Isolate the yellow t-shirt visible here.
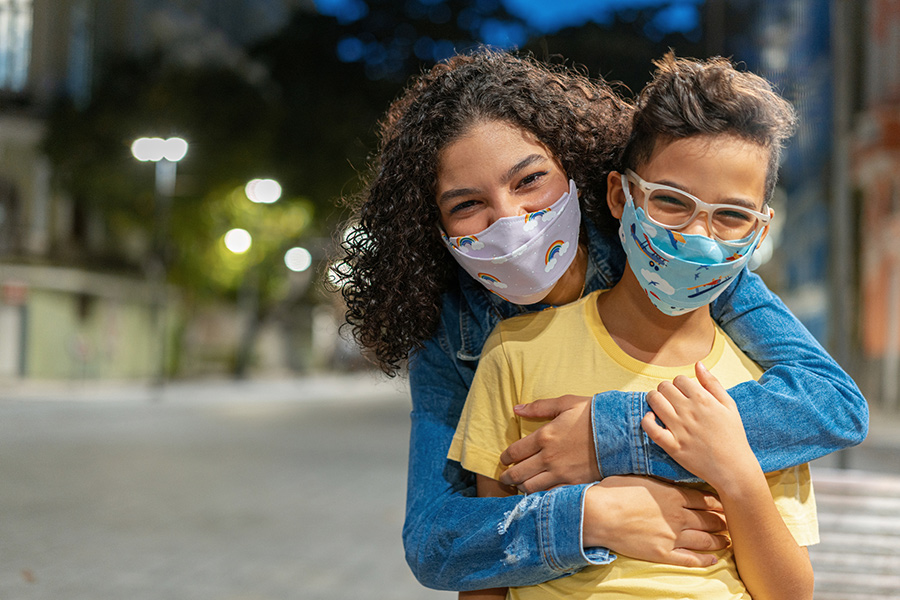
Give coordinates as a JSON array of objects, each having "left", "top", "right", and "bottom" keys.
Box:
[{"left": 448, "top": 289, "right": 818, "bottom": 600}]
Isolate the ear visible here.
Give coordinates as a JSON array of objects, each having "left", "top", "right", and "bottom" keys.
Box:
[
  {"left": 758, "top": 205, "right": 775, "bottom": 246},
  {"left": 607, "top": 171, "right": 626, "bottom": 220}
]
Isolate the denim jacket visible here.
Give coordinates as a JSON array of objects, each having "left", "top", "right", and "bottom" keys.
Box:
[{"left": 403, "top": 222, "right": 868, "bottom": 591}]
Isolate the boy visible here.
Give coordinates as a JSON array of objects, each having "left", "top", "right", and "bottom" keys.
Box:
[{"left": 448, "top": 53, "right": 817, "bottom": 599}]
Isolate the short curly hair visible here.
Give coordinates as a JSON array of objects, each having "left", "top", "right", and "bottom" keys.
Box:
[
  {"left": 622, "top": 52, "right": 797, "bottom": 202},
  {"left": 336, "top": 48, "right": 633, "bottom": 375}
]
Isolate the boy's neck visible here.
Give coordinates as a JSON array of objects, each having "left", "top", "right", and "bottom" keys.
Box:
[{"left": 596, "top": 264, "right": 716, "bottom": 367}]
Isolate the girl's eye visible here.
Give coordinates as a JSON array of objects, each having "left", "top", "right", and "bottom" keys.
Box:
[
  {"left": 449, "top": 199, "right": 479, "bottom": 215},
  {"left": 517, "top": 171, "right": 547, "bottom": 188}
]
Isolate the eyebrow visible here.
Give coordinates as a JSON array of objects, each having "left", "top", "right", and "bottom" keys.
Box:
[
  {"left": 504, "top": 154, "right": 547, "bottom": 183},
  {"left": 655, "top": 179, "right": 762, "bottom": 211},
  {"left": 437, "top": 154, "right": 549, "bottom": 208}
]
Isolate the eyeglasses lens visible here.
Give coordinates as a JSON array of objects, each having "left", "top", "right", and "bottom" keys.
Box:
[{"left": 639, "top": 187, "right": 760, "bottom": 241}]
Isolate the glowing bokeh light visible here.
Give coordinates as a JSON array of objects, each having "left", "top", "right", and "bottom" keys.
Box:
[
  {"left": 131, "top": 137, "right": 189, "bottom": 162},
  {"left": 284, "top": 247, "right": 313, "bottom": 272},
  {"left": 245, "top": 178, "right": 283, "bottom": 204},
  {"left": 224, "top": 228, "right": 252, "bottom": 254}
]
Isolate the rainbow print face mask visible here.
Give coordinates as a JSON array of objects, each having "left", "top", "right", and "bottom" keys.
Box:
[
  {"left": 440, "top": 179, "right": 581, "bottom": 305},
  {"left": 618, "top": 174, "right": 765, "bottom": 316}
]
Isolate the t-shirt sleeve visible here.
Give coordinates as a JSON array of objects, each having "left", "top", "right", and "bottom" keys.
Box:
[
  {"left": 768, "top": 464, "right": 820, "bottom": 547},
  {"left": 447, "top": 327, "right": 520, "bottom": 481}
]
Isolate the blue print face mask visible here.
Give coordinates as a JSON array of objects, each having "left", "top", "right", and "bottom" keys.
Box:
[{"left": 618, "top": 173, "right": 765, "bottom": 316}]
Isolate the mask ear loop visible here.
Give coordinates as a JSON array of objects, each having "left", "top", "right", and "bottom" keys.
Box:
[{"left": 620, "top": 172, "right": 636, "bottom": 208}]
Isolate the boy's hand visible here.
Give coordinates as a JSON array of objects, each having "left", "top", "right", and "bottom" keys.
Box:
[
  {"left": 642, "top": 362, "right": 760, "bottom": 491},
  {"left": 498, "top": 395, "right": 600, "bottom": 493},
  {"left": 585, "top": 476, "right": 728, "bottom": 567}
]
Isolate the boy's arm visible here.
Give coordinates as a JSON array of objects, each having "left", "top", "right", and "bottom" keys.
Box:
[
  {"left": 501, "top": 268, "right": 868, "bottom": 487},
  {"left": 643, "top": 363, "right": 814, "bottom": 600}
]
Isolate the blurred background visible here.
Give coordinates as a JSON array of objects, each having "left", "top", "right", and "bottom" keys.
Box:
[
  {"left": 0, "top": 1, "right": 899, "bottom": 599},
  {"left": 0, "top": 0, "right": 895, "bottom": 403}
]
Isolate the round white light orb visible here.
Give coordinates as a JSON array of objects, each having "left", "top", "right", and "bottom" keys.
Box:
[
  {"left": 224, "top": 228, "right": 252, "bottom": 254},
  {"left": 246, "top": 178, "right": 282, "bottom": 204},
  {"left": 131, "top": 137, "right": 165, "bottom": 161},
  {"left": 284, "top": 247, "right": 312, "bottom": 272},
  {"left": 163, "top": 137, "right": 189, "bottom": 162}
]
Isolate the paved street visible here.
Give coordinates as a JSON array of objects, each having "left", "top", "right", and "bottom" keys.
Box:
[
  {"left": 1, "top": 373, "right": 899, "bottom": 599},
  {"left": 0, "top": 374, "right": 453, "bottom": 600}
]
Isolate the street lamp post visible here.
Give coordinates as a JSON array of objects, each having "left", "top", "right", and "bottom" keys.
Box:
[{"left": 131, "top": 137, "right": 188, "bottom": 386}]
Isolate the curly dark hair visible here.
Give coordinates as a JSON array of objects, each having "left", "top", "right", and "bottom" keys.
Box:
[
  {"left": 622, "top": 52, "right": 798, "bottom": 202},
  {"left": 336, "top": 48, "right": 633, "bottom": 375}
]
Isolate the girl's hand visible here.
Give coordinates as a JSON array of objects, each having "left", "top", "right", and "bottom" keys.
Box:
[
  {"left": 499, "top": 395, "right": 599, "bottom": 493},
  {"left": 642, "top": 362, "right": 761, "bottom": 492}
]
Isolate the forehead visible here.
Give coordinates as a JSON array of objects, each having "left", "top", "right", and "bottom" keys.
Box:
[
  {"left": 441, "top": 121, "right": 547, "bottom": 161},
  {"left": 638, "top": 135, "right": 770, "bottom": 205},
  {"left": 436, "top": 120, "right": 556, "bottom": 186}
]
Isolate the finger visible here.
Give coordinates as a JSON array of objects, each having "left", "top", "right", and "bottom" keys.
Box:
[
  {"left": 513, "top": 397, "right": 563, "bottom": 419},
  {"left": 499, "top": 452, "right": 545, "bottom": 485},
  {"left": 677, "top": 529, "right": 731, "bottom": 553},
  {"left": 670, "top": 374, "right": 703, "bottom": 398},
  {"left": 679, "top": 488, "right": 724, "bottom": 513},
  {"left": 646, "top": 389, "right": 679, "bottom": 425},
  {"left": 683, "top": 508, "right": 728, "bottom": 534},
  {"left": 500, "top": 433, "right": 542, "bottom": 466},
  {"left": 517, "top": 471, "right": 561, "bottom": 495},
  {"left": 664, "top": 548, "right": 719, "bottom": 568},
  {"left": 641, "top": 410, "right": 676, "bottom": 450},
  {"left": 655, "top": 380, "right": 691, "bottom": 408},
  {"left": 695, "top": 362, "right": 732, "bottom": 406}
]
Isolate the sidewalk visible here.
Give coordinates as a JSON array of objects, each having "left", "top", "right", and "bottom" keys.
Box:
[{"left": 0, "top": 370, "right": 411, "bottom": 405}]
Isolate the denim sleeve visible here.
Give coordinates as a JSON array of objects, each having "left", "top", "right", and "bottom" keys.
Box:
[
  {"left": 404, "top": 330, "right": 612, "bottom": 591},
  {"left": 593, "top": 268, "right": 869, "bottom": 481}
]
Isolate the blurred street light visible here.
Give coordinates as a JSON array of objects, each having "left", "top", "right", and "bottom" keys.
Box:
[
  {"left": 131, "top": 137, "right": 189, "bottom": 162},
  {"left": 284, "top": 246, "right": 312, "bottom": 272},
  {"left": 131, "top": 136, "right": 188, "bottom": 388},
  {"left": 224, "top": 228, "right": 253, "bottom": 254},
  {"left": 245, "top": 178, "right": 282, "bottom": 204},
  {"left": 131, "top": 137, "right": 189, "bottom": 197}
]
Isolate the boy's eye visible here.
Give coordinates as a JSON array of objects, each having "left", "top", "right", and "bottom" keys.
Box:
[
  {"left": 714, "top": 209, "right": 753, "bottom": 223},
  {"left": 650, "top": 193, "right": 692, "bottom": 211}
]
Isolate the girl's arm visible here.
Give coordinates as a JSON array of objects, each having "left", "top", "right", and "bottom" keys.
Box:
[
  {"left": 643, "top": 362, "right": 814, "bottom": 600},
  {"left": 403, "top": 329, "right": 601, "bottom": 591},
  {"left": 500, "top": 268, "right": 868, "bottom": 488},
  {"left": 457, "top": 476, "right": 517, "bottom": 600}
]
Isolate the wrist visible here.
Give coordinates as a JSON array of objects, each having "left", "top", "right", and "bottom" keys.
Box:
[
  {"left": 713, "top": 463, "right": 767, "bottom": 503},
  {"left": 582, "top": 483, "right": 615, "bottom": 548}
]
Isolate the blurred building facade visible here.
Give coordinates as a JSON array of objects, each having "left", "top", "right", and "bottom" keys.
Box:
[
  {"left": 853, "top": 0, "right": 900, "bottom": 409},
  {"left": 0, "top": 0, "right": 309, "bottom": 380},
  {"left": 719, "top": 0, "right": 899, "bottom": 410}
]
